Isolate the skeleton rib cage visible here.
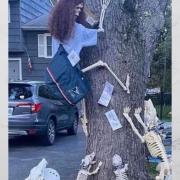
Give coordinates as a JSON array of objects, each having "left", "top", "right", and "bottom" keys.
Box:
[
  {"left": 114, "top": 169, "right": 128, "bottom": 180},
  {"left": 123, "top": 106, "right": 171, "bottom": 179},
  {"left": 144, "top": 131, "right": 170, "bottom": 171}
]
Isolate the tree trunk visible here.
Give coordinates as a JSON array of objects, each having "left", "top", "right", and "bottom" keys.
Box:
[{"left": 81, "top": 0, "right": 167, "bottom": 179}]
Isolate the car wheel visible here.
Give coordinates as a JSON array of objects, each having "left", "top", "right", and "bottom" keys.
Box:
[
  {"left": 42, "top": 119, "right": 56, "bottom": 145},
  {"left": 67, "top": 115, "right": 78, "bottom": 135}
]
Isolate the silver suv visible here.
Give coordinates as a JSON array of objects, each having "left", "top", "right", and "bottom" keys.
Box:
[{"left": 8, "top": 81, "right": 79, "bottom": 145}]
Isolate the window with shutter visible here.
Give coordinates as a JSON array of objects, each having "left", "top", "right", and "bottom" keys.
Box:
[
  {"left": 38, "top": 34, "right": 45, "bottom": 57},
  {"left": 46, "top": 35, "right": 53, "bottom": 58},
  {"left": 38, "top": 34, "right": 53, "bottom": 58}
]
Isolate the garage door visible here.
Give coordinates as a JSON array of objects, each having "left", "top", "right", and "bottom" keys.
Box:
[{"left": 9, "top": 59, "right": 22, "bottom": 81}]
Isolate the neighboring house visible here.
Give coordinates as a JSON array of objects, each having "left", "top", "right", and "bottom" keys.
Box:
[{"left": 8, "top": 0, "right": 53, "bottom": 81}]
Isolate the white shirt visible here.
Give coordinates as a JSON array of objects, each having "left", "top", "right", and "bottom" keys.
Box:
[{"left": 52, "top": 23, "right": 97, "bottom": 57}]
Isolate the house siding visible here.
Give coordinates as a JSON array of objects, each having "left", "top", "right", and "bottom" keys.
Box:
[
  {"left": 20, "top": 0, "right": 52, "bottom": 24},
  {"left": 9, "top": 0, "right": 53, "bottom": 80},
  {"left": 21, "top": 31, "right": 52, "bottom": 80},
  {"left": 9, "top": 0, "right": 23, "bottom": 52}
]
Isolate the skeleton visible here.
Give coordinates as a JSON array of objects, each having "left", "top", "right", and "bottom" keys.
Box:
[
  {"left": 76, "top": 152, "right": 102, "bottom": 180},
  {"left": 99, "top": 0, "right": 112, "bottom": 31},
  {"left": 112, "top": 154, "right": 128, "bottom": 180},
  {"left": 25, "top": 158, "right": 60, "bottom": 180},
  {"left": 82, "top": 60, "right": 130, "bottom": 94},
  {"left": 123, "top": 101, "right": 170, "bottom": 180}
]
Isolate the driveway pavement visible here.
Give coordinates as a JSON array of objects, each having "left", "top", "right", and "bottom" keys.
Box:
[{"left": 9, "top": 126, "right": 86, "bottom": 180}]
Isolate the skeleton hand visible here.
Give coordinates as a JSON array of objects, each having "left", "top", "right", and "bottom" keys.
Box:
[
  {"left": 123, "top": 106, "right": 145, "bottom": 143},
  {"left": 123, "top": 107, "right": 131, "bottom": 114},
  {"left": 98, "top": 161, "right": 103, "bottom": 167},
  {"left": 124, "top": 163, "right": 128, "bottom": 171},
  {"left": 134, "top": 107, "right": 142, "bottom": 115},
  {"left": 97, "top": 28, "right": 105, "bottom": 32},
  {"left": 134, "top": 107, "right": 148, "bottom": 132}
]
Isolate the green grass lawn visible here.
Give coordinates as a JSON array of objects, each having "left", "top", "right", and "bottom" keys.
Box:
[
  {"left": 146, "top": 162, "right": 158, "bottom": 179},
  {"left": 155, "top": 105, "right": 171, "bottom": 122}
]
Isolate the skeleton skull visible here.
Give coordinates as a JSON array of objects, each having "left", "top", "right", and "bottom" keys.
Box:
[
  {"left": 144, "top": 99, "right": 159, "bottom": 129},
  {"left": 112, "top": 154, "right": 123, "bottom": 168}
]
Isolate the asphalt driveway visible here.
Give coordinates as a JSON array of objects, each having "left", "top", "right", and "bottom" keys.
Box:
[{"left": 9, "top": 126, "right": 86, "bottom": 180}]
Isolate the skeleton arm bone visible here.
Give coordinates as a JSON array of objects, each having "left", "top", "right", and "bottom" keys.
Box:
[
  {"left": 98, "top": 7, "right": 105, "bottom": 32},
  {"left": 105, "top": 64, "right": 128, "bottom": 92},
  {"left": 81, "top": 60, "right": 106, "bottom": 73},
  {"left": 99, "top": 0, "right": 112, "bottom": 31},
  {"left": 134, "top": 108, "right": 148, "bottom": 132},
  {"left": 123, "top": 107, "right": 145, "bottom": 143},
  {"left": 82, "top": 60, "right": 129, "bottom": 93},
  {"left": 125, "top": 74, "right": 130, "bottom": 94}
]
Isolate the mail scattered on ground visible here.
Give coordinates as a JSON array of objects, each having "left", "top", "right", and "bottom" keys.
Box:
[
  {"left": 67, "top": 50, "right": 80, "bottom": 67},
  {"left": 98, "top": 81, "right": 114, "bottom": 107},
  {"left": 105, "top": 110, "right": 122, "bottom": 131}
]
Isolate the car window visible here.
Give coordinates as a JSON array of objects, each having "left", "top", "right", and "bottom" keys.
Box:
[
  {"left": 9, "top": 84, "right": 33, "bottom": 100},
  {"left": 39, "top": 84, "right": 62, "bottom": 100},
  {"left": 38, "top": 85, "right": 56, "bottom": 100},
  {"left": 48, "top": 85, "right": 63, "bottom": 100}
]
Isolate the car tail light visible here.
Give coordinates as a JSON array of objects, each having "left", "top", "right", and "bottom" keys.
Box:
[
  {"left": 16, "top": 102, "right": 42, "bottom": 113},
  {"left": 31, "top": 103, "right": 42, "bottom": 113}
]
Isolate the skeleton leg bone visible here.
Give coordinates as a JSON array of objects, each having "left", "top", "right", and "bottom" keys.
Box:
[
  {"left": 82, "top": 60, "right": 130, "bottom": 93},
  {"left": 123, "top": 107, "right": 145, "bottom": 143},
  {"left": 155, "top": 161, "right": 171, "bottom": 180},
  {"left": 156, "top": 163, "right": 165, "bottom": 180},
  {"left": 80, "top": 99, "right": 88, "bottom": 136}
]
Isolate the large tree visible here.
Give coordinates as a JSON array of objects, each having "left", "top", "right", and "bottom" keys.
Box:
[{"left": 80, "top": 0, "right": 168, "bottom": 179}]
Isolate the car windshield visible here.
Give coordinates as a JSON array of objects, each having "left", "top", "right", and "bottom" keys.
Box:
[{"left": 9, "top": 83, "right": 33, "bottom": 100}]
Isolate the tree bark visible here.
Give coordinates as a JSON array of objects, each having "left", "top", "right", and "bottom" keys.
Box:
[{"left": 80, "top": 0, "right": 167, "bottom": 179}]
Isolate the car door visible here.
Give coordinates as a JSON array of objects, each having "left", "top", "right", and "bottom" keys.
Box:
[
  {"left": 38, "top": 84, "right": 69, "bottom": 129},
  {"left": 46, "top": 84, "right": 72, "bottom": 129}
]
